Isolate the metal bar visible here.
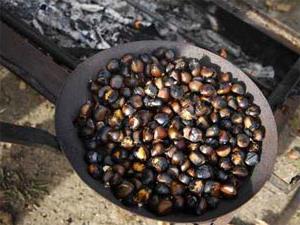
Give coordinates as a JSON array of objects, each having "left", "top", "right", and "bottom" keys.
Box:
[
  {"left": 0, "top": 11, "right": 79, "bottom": 70},
  {"left": 268, "top": 57, "right": 300, "bottom": 110},
  {"left": 210, "top": 0, "right": 300, "bottom": 55},
  {"left": 62, "top": 47, "right": 100, "bottom": 59},
  {"left": 0, "top": 21, "right": 70, "bottom": 103},
  {"left": 0, "top": 122, "right": 60, "bottom": 150}
]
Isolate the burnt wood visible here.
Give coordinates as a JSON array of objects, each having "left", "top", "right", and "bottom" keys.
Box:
[
  {"left": 268, "top": 57, "right": 300, "bottom": 110},
  {"left": 0, "top": 122, "right": 59, "bottom": 150},
  {"left": 0, "top": 21, "right": 70, "bottom": 103},
  {"left": 0, "top": 11, "right": 79, "bottom": 70},
  {"left": 211, "top": 0, "right": 300, "bottom": 54}
]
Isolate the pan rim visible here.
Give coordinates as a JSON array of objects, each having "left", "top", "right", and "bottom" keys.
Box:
[{"left": 55, "top": 40, "right": 278, "bottom": 223}]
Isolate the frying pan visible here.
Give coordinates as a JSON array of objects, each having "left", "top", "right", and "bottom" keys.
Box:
[{"left": 53, "top": 41, "right": 277, "bottom": 224}]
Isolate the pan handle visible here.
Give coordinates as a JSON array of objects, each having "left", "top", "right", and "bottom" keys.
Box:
[{"left": 0, "top": 121, "right": 60, "bottom": 151}]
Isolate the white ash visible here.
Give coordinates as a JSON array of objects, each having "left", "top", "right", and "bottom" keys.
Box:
[
  {"left": 240, "top": 62, "right": 275, "bottom": 79},
  {"left": 0, "top": 0, "right": 276, "bottom": 81}
]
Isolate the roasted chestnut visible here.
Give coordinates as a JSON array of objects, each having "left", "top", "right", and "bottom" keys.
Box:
[{"left": 77, "top": 47, "right": 265, "bottom": 217}]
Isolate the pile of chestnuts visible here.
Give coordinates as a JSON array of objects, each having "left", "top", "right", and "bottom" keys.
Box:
[{"left": 75, "top": 47, "right": 265, "bottom": 216}]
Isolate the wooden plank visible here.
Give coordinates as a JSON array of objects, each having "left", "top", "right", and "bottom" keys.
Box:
[
  {"left": 268, "top": 57, "right": 300, "bottom": 110},
  {"left": 0, "top": 21, "right": 70, "bottom": 103},
  {"left": 211, "top": 0, "right": 300, "bottom": 54},
  {"left": 0, "top": 122, "right": 60, "bottom": 150}
]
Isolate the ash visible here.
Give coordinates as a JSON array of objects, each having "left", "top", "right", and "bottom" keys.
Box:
[{"left": 1, "top": 0, "right": 277, "bottom": 90}]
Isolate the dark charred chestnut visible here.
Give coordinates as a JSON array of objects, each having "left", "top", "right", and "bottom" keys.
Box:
[
  {"left": 218, "top": 72, "right": 232, "bottom": 82},
  {"left": 106, "top": 59, "right": 120, "bottom": 73},
  {"left": 200, "top": 84, "right": 216, "bottom": 96},
  {"left": 141, "top": 169, "right": 155, "bottom": 185},
  {"left": 170, "top": 85, "right": 184, "bottom": 99},
  {"left": 131, "top": 59, "right": 144, "bottom": 73},
  {"left": 231, "top": 151, "right": 245, "bottom": 166},
  {"left": 119, "top": 134, "right": 133, "bottom": 148},
  {"left": 114, "top": 181, "right": 135, "bottom": 199},
  {"left": 199, "top": 145, "right": 214, "bottom": 155},
  {"left": 219, "top": 130, "right": 230, "bottom": 145},
  {"left": 178, "top": 173, "right": 191, "bottom": 185},
  {"left": 196, "top": 116, "right": 210, "bottom": 129},
  {"left": 110, "top": 75, "right": 123, "bottom": 89},
  {"left": 185, "top": 194, "right": 198, "bottom": 210},
  {"left": 216, "top": 170, "right": 228, "bottom": 181},
  {"left": 232, "top": 166, "right": 249, "bottom": 177},
  {"left": 170, "top": 181, "right": 185, "bottom": 195},
  {"left": 189, "top": 151, "right": 206, "bottom": 166},
  {"left": 245, "top": 152, "right": 259, "bottom": 166},
  {"left": 253, "top": 128, "right": 265, "bottom": 141},
  {"left": 201, "top": 67, "right": 214, "bottom": 78},
  {"left": 189, "top": 179, "right": 204, "bottom": 194},
  {"left": 168, "top": 127, "right": 181, "bottom": 140},
  {"left": 157, "top": 88, "right": 170, "bottom": 101},
  {"left": 189, "top": 80, "right": 203, "bottom": 92},
  {"left": 130, "top": 178, "right": 143, "bottom": 190},
  {"left": 145, "top": 82, "right": 158, "bottom": 98},
  {"left": 196, "top": 165, "right": 214, "bottom": 179},
  {"left": 212, "top": 96, "right": 227, "bottom": 109},
  {"left": 151, "top": 157, "right": 168, "bottom": 172},
  {"left": 103, "top": 170, "right": 114, "bottom": 183},
  {"left": 167, "top": 166, "right": 180, "bottom": 178},
  {"left": 87, "top": 164, "right": 103, "bottom": 179},
  {"left": 204, "top": 181, "right": 221, "bottom": 197},
  {"left": 171, "top": 151, "right": 185, "bottom": 165},
  {"left": 157, "top": 173, "right": 172, "bottom": 185},
  {"left": 144, "top": 97, "right": 163, "bottom": 108},
  {"left": 245, "top": 104, "right": 261, "bottom": 117},
  {"left": 183, "top": 127, "right": 203, "bottom": 142},
  {"left": 132, "top": 162, "right": 145, "bottom": 172},
  {"left": 134, "top": 146, "right": 149, "bottom": 161},
  {"left": 216, "top": 145, "right": 231, "bottom": 157},
  {"left": 220, "top": 184, "right": 237, "bottom": 197},
  {"left": 113, "top": 164, "right": 126, "bottom": 176},
  {"left": 195, "top": 197, "right": 208, "bottom": 215},
  {"left": 154, "top": 126, "right": 168, "bottom": 140},
  {"left": 237, "top": 96, "right": 249, "bottom": 109},
  {"left": 231, "top": 83, "right": 245, "bottom": 95},
  {"left": 173, "top": 195, "right": 185, "bottom": 210},
  {"left": 151, "top": 143, "right": 164, "bottom": 157},
  {"left": 228, "top": 97, "right": 238, "bottom": 110},
  {"left": 134, "top": 188, "right": 151, "bottom": 203},
  {"left": 206, "top": 125, "right": 220, "bottom": 137},
  {"left": 121, "top": 53, "right": 134, "bottom": 65},
  {"left": 110, "top": 173, "right": 122, "bottom": 186},
  {"left": 165, "top": 49, "right": 175, "bottom": 61},
  {"left": 154, "top": 113, "right": 169, "bottom": 126},
  {"left": 157, "top": 199, "right": 173, "bottom": 215},
  {"left": 217, "top": 82, "right": 231, "bottom": 95},
  {"left": 155, "top": 183, "right": 170, "bottom": 195},
  {"left": 219, "top": 157, "right": 233, "bottom": 171},
  {"left": 97, "top": 70, "right": 112, "bottom": 85},
  {"left": 237, "top": 133, "right": 250, "bottom": 148},
  {"left": 150, "top": 64, "right": 163, "bottom": 77}
]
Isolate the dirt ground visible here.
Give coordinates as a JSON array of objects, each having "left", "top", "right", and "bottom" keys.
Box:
[{"left": 0, "top": 65, "right": 299, "bottom": 225}]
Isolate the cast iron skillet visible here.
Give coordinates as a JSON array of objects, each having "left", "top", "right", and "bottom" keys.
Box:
[{"left": 55, "top": 41, "right": 278, "bottom": 223}]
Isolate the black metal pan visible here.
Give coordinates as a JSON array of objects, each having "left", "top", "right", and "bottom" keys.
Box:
[{"left": 53, "top": 41, "right": 278, "bottom": 224}]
